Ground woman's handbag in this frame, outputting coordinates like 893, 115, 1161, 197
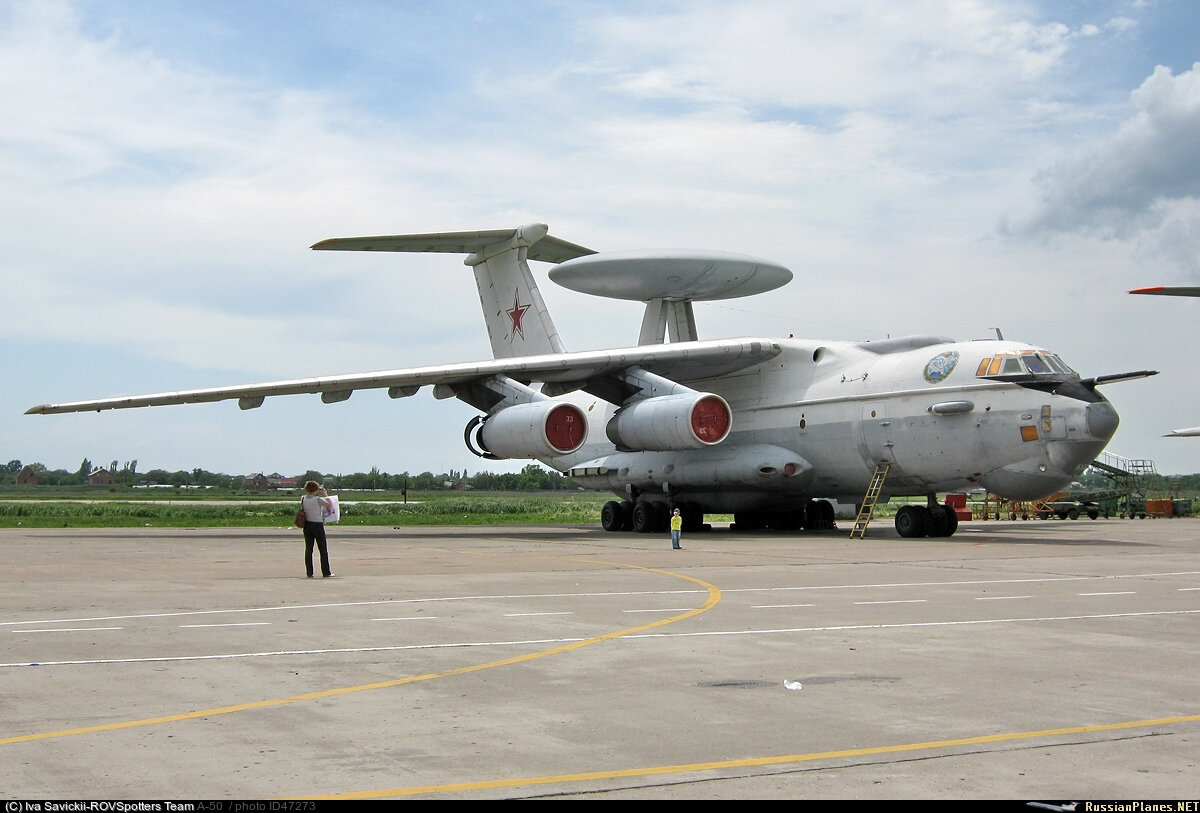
294, 500, 307, 529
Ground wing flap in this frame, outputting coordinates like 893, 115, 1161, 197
27, 339, 782, 415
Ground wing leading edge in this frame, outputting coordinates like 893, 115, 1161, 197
26, 338, 782, 415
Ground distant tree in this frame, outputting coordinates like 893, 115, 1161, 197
4, 460, 21, 475
516, 464, 552, 491
115, 460, 138, 485
77, 458, 92, 477
412, 471, 439, 490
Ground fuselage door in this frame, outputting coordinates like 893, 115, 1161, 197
860, 402, 894, 469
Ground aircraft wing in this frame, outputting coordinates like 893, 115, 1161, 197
26, 338, 781, 415
1129, 287, 1199, 437
1129, 286, 1200, 297
312, 227, 597, 265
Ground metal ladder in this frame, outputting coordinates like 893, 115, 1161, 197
850, 464, 890, 539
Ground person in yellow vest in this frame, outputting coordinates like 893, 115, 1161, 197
670, 507, 683, 549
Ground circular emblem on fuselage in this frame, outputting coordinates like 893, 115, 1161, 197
923, 351, 959, 384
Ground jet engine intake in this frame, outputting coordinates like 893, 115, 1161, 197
471, 401, 587, 460
606, 393, 732, 451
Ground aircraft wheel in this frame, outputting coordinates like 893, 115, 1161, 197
734, 511, 765, 530
766, 509, 794, 531
895, 505, 928, 538
619, 500, 634, 530
786, 508, 804, 531
653, 502, 671, 533
807, 499, 835, 531
601, 501, 625, 532
632, 502, 656, 533
941, 505, 959, 536
928, 506, 950, 537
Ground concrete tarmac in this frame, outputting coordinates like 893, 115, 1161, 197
1, 517, 1197, 801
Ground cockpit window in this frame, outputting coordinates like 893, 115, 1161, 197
1024, 355, 1050, 374
1043, 354, 1075, 374
977, 350, 1077, 380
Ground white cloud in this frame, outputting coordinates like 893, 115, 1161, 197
1004, 61, 1200, 277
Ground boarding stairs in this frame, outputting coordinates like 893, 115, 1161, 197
850, 464, 890, 539
1086, 452, 1156, 516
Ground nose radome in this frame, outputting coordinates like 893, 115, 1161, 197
1087, 401, 1119, 441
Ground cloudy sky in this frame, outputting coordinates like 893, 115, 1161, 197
3, 0, 1199, 480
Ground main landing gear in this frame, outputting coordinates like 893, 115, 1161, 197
894, 500, 959, 538
599, 498, 838, 533
601, 499, 706, 533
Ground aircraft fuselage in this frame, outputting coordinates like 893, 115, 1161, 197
564, 336, 1117, 515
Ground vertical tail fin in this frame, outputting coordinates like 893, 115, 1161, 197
467, 223, 566, 358
311, 223, 596, 359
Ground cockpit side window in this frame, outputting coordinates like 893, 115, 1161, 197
1044, 354, 1075, 374
1001, 357, 1022, 374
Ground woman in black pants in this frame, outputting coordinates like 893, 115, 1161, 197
300, 480, 335, 578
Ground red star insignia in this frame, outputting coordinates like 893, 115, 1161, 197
506, 290, 531, 341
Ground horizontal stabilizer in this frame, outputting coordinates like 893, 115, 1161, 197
312, 225, 596, 264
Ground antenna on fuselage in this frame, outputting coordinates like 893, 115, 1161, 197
992, 327, 1004, 340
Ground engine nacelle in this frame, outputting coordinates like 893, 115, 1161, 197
474, 401, 587, 460
606, 393, 732, 451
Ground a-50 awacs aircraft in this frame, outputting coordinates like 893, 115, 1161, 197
29, 224, 1157, 538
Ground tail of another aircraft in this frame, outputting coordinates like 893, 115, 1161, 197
312, 223, 596, 359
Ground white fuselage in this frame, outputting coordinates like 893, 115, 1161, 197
558, 336, 1117, 510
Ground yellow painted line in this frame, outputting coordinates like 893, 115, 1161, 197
297, 712, 1200, 799
0, 561, 718, 746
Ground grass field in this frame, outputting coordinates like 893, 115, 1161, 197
0, 491, 615, 528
